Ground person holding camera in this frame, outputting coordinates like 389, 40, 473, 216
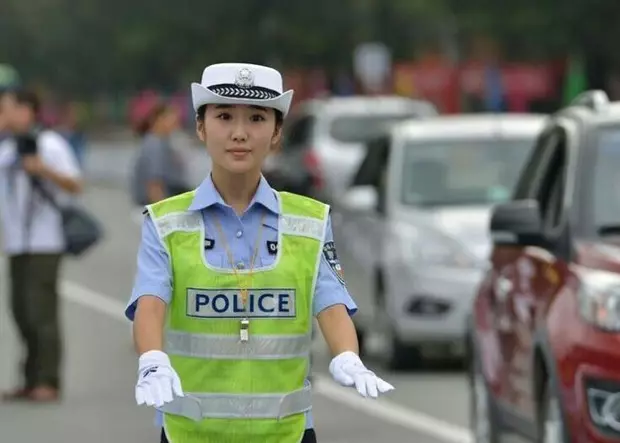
0, 88, 83, 403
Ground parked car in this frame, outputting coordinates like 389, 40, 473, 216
468, 91, 620, 442
262, 154, 313, 196
333, 113, 546, 370
264, 96, 437, 202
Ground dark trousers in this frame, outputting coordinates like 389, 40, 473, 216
9, 253, 63, 389
161, 428, 317, 442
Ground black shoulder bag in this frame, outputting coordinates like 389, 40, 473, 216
30, 178, 103, 256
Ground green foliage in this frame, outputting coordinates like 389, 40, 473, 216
0, 0, 616, 95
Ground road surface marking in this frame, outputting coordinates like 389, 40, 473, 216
60, 280, 473, 443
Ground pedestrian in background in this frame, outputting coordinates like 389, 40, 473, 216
130, 100, 191, 208
57, 101, 88, 169
0, 88, 83, 402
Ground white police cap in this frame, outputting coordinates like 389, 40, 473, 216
191, 63, 294, 117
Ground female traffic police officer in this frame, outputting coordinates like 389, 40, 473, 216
125, 62, 394, 443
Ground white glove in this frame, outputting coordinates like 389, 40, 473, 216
135, 350, 184, 408
329, 351, 394, 398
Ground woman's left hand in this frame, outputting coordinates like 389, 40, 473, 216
329, 351, 394, 398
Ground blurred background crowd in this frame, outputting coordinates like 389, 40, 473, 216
2, 0, 617, 135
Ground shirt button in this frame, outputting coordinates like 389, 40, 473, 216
236, 262, 245, 270
236, 230, 243, 238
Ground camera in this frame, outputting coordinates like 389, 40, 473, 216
15, 133, 38, 157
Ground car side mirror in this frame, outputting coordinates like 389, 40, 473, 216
339, 185, 378, 213
490, 199, 544, 246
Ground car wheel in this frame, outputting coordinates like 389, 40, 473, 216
469, 343, 500, 443
383, 326, 422, 371
538, 379, 567, 443
373, 278, 420, 371
373, 300, 421, 370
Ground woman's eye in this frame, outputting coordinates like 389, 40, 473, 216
217, 113, 231, 120
251, 115, 266, 122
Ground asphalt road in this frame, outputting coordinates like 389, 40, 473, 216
0, 141, 474, 443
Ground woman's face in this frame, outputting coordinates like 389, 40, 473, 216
198, 104, 281, 174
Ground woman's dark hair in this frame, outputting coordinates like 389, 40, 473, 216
135, 102, 169, 137
196, 104, 283, 128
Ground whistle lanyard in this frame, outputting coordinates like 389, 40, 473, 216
212, 213, 266, 342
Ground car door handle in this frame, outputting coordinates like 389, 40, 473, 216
495, 276, 513, 302
494, 276, 514, 332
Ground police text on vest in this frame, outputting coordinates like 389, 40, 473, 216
186, 289, 297, 318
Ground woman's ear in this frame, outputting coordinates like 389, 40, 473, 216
196, 119, 206, 142
271, 125, 282, 147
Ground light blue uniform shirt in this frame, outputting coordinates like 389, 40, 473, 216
126, 175, 358, 430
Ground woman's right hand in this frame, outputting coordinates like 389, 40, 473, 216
135, 350, 184, 408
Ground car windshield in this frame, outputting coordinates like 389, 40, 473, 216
329, 113, 417, 143
400, 138, 535, 207
592, 128, 620, 232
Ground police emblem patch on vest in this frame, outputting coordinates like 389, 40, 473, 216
323, 241, 346, 285
186, 289, 297, 318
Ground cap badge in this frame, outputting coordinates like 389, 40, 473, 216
234, 68, 254, 88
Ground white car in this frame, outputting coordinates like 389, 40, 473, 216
271, 95, 437, 203
332, 113, 547, 370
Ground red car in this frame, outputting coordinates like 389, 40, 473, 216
468, 91, 620, 443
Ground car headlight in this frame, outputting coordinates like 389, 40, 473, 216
578, 269, 620, 331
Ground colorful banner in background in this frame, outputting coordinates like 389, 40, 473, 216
33, 57, 564, 130
393, 60, 460, 113
394, 61, 557, 114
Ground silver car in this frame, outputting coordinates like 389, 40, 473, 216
332, 113, 547, 370
269, 95, 437, 203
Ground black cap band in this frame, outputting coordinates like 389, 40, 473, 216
208, 83, 280, 100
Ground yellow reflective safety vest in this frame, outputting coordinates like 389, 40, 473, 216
145, 190, 329, 443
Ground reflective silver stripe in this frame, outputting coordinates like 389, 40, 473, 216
159, 383, 312, 421
152, 212, 326, 240
166, 331, 311, 360
153, 211, 202, 238
280, 215, 324, 241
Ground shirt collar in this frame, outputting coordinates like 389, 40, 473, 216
188, 174, 279, 214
